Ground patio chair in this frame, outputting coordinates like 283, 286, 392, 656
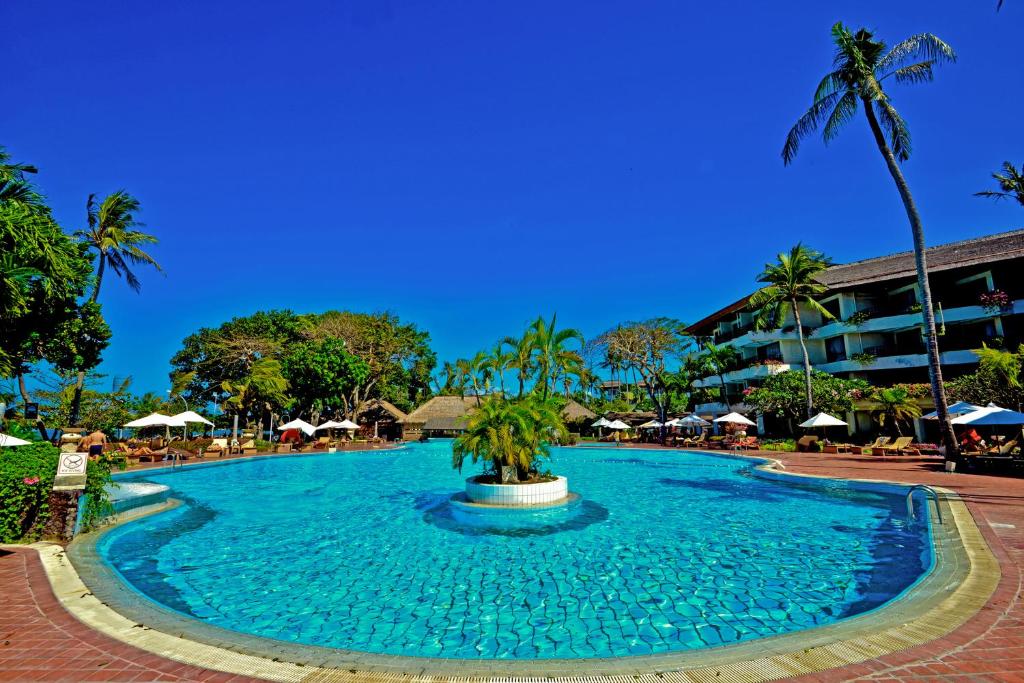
880, 436, 914, 455
238, 439, 258, 454
682, 433, 707, 447
312, 436, 333, 450
205, 438, 230, 457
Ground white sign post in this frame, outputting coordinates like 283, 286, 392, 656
53, 452, 88, 491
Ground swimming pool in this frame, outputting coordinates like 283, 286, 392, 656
99, 442, 932, 660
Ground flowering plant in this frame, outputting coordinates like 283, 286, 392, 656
22, 477, 40, 485
979, 289, 1011, 313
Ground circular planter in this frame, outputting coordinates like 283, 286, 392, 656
464, 475, 569, 506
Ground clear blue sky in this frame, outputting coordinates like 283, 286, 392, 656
4, 1, 1021, 395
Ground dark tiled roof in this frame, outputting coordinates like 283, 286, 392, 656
687, 229, 1024, 334
818, 229, 1024, 289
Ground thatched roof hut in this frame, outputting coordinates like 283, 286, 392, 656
357, 398, 408, 422
561, 399, 596, 423
401, 396, 480, 436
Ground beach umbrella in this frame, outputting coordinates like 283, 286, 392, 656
713, 412, 756, 426
951, 404, 1024, 426
799, 412, 848, 445
679, 414, 712, 427
638, 420, 663, 429
172, 410, 214, 439
336, 419, 360, 430
591, 417, 612, 427
124, 412, 186, 440
278, 418, 316, 436
0, 433, 31, 447
606, 420, 631, 430
315, 420, 347, 430
923, 402, 983, 420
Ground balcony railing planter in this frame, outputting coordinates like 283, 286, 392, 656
979, 289, 1011, 314
844, 310, 872, 327
851, 352, 877, 367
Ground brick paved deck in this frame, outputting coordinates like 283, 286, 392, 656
1, 447, 1021, 681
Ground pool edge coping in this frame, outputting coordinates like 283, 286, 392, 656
39, 451, 1000, 682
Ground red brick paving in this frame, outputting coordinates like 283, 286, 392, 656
2, 446, 1023, 681
0, 546, 261, 682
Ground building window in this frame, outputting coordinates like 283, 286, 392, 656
825, 336, 847, 363
757, 343, 782, 362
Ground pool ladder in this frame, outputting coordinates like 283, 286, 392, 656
906, 484, 943, 525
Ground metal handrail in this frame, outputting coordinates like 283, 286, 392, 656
907, 484, 943, 525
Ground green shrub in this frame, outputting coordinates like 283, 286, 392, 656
761, 438, 796, 452
0, 442, 114, 542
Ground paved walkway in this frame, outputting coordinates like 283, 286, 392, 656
1, 448, 1021, 681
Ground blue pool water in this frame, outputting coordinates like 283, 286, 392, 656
100, 442, 932, 659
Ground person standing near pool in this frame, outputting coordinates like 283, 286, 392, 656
81, 429, 108, 458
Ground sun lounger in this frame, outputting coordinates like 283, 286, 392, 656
681, 433, 707, 447
205, 438, 231, 457
880, 436, 914, 455
239, 440, 258, 454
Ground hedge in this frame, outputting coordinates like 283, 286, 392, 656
0, 442, 114, 542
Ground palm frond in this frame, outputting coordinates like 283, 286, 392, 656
822, 91, 859, 143
782, 90, 843, 165
877, 33, 956, 74
874, 99, 913, 161
887, 61, 934, 85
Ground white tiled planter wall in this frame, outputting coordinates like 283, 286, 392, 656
465, 476, 568, 506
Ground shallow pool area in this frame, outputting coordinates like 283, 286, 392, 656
98, 442, 933, 660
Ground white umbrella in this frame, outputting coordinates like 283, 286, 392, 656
0, 432, 31, 447
713, 412, 756, 426
952, 404, 1024, 426
173, 410, 214, 426
638, 420, 663, 429
316, 420, 347, 430
336, 419, 360, 430
124, 412, 186, 428
591, 417, 612, 428
606, 420, 631, 430
679, 414, 711, 427
278, 418, 316, 436
923, 401, 983, 420
798, 412, 848, 428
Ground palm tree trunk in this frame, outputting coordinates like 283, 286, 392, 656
89, 252, 106, 303
17, 372, 32, 405
791, 298, 814, 418
862, 102, 959, 458
718, 372, 728, 410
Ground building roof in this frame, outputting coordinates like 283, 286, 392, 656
561, 399, 596, 422
356, 399, 408, 422
401, 395, 479, 424
687, 228, 1024, 334
818, 228, 1024, 289
422, 416, 469, 431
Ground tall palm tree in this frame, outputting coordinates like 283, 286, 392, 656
871, 387, 923, 437
76, 191, 161, 303
487, 342, 513, 398
976, 161, 1024, 207
70, 191, 161, 423
503, 333, 535, 398
782, 22, 959, 453
749, 244, 834, 418
528, 314, 584, 400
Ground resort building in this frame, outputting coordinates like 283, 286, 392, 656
687, 229, 1024, 435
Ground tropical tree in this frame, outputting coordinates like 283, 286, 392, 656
220, 357, 290, 430
746, 370, 867, 434
975, 161, 1024, 207
597, 318, 691, 441
503, 333, 535, 398
690, 342, 740, 410
486, 342, 512, 398
782, 21, 959, 453
281, 338, 370, 419
870, 387, 923, 436
528, 314, 584, 400
451, 396, 568, 481
749, 244, 834, 418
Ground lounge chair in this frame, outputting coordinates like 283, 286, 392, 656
239, 440, 258, 454
205, 438, 231, 457
796, 435, 819, 452
274, 442, 293, 454
681, 433, 707, 448
312, 436, 333, 450
880, 436, 914, 455
855, 436, 890, 455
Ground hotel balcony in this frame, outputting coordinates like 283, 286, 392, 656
692, 362, 794, 388
817, 348, 979, 374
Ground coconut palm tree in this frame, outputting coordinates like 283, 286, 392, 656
487, 342, 513, 398
782, 22, 959, 453
976, 161, 1024, 207
528, 314, 584, 400
503, 333, 535, 398
749, 245, 834, 418
77, 191, 161, 303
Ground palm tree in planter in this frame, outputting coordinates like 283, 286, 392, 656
693, 342, 740, 411
749, 244, 834, 419
871, 387, 923, 437
782, 22, 959, 455
452, 396, 568, 483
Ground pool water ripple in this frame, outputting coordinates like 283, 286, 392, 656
100, 442, 931, 659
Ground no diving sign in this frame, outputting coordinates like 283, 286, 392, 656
53, 452, 88, 491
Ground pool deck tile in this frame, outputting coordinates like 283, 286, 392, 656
2, 446, 1023, 681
